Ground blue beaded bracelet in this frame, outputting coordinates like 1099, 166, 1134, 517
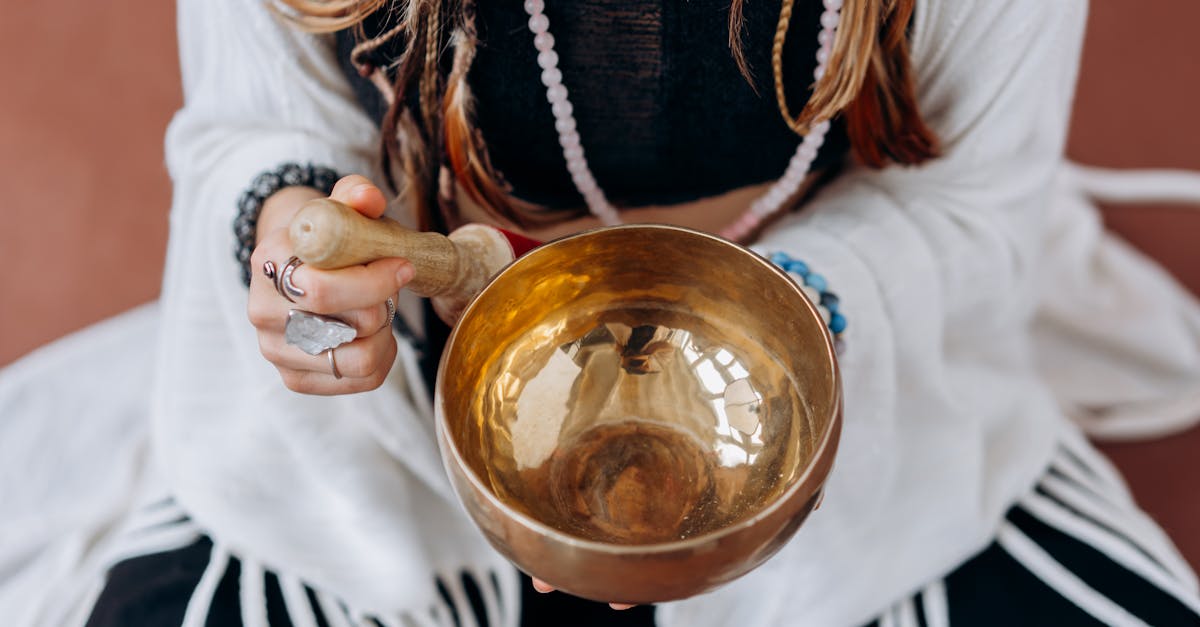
767, 251, 847, 348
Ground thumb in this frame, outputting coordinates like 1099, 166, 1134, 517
330, 174, 388, 219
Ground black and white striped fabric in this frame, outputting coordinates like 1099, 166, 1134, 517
868, 442, 1200, 627
86, 441, 1199, 627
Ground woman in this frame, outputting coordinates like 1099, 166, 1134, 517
5, 0, 1200, 625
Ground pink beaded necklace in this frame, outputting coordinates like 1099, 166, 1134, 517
522, 0, 843, 242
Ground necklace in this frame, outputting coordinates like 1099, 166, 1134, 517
522, 0, 842, 242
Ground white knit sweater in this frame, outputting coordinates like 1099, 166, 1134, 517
4, 0, 1200, 625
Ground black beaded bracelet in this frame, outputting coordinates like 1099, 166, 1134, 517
233, 162, 341, 287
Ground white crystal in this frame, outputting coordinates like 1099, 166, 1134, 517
285, 310, 357, 356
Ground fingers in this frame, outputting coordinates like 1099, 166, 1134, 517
245, 174, 405, 396
260, 321, 395, 376
529, 579, 635, 611
253, 226, 414, 318
252, 298, 392, 341
248, 228, 402, 394
331, 174, 387, 219
286, 257, 413, 316
275, 331, 398, 396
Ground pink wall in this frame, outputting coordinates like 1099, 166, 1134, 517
1065, 2, 1200, 569
0, 2, 178, 364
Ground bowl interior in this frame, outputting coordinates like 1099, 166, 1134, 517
439, 225, 838, 546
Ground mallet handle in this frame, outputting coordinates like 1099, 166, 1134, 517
289, 198, 508, 300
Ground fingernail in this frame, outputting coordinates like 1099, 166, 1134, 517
396, 263, 415, 285
351, 183, 374, 199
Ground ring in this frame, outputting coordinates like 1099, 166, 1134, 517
262, 260, 277, 281
327, 347, 343, 380
382, 297, 396, 332
275, 256, 306, 303
285, 309, 357, 355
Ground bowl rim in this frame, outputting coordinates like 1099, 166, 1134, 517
434, 223, 842, 555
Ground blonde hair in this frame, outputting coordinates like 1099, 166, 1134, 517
274, 0, 937, 230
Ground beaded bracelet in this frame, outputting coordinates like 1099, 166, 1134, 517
767, 251, 847, 351
233, 163, 341, 287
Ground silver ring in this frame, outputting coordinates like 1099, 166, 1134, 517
285, 309, 357, 356
327, 347, 342, 380
262, 260, 277, 281
275, 256, 306, 303
382, 297, 396, 331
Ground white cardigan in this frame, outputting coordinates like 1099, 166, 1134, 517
4, 0, 1200, 625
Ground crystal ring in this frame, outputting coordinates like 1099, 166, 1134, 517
285, 310, 357, 356
381, 297, 396, 332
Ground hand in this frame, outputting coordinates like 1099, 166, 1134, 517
247, 175, 415, 395
530, 578, 637, 611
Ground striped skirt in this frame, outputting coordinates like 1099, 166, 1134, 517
85, 442, 1200, 627
868, 440, 1200, 627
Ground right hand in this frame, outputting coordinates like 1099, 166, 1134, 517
247, 175, 416, 395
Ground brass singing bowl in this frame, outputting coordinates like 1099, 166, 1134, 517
435, 224, 841, 604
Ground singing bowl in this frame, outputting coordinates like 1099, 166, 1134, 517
434, 224, 842, 604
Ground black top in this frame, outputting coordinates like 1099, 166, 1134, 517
336, 0, 850, 209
